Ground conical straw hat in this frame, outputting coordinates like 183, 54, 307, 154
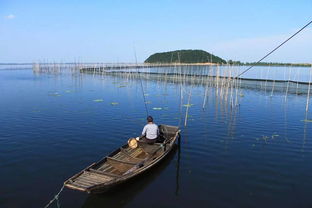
128, 138, 138, 149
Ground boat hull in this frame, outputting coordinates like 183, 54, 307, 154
89, 143, 178, 194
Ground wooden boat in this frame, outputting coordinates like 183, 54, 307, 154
64, 124, 180, 193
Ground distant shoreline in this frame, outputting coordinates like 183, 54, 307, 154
0, 63, 33, 65
228, 61, 311, 68
0, 62, 310, 68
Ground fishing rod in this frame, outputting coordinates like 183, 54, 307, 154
134, 46, 149, 117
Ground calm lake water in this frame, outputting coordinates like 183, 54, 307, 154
1, 66, 312, 208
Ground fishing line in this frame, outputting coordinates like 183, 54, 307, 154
134, 47, 149, 117
236, 20, 312, 78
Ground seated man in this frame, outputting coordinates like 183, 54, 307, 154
140, 116, 159, 145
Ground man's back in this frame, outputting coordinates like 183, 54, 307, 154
142, 123, 159, 140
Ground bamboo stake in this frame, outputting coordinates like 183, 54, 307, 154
296, 68, 300, 95
202, 85, 208, 110
264, 65, 270, 94
305, 66, 312, 112
285, 66, 292, 101
184, 90, 192, 127
270, 67, 276, 97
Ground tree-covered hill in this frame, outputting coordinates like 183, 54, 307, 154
144, 49, 226, 64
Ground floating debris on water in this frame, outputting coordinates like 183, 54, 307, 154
48, 92, 61, 97
111, 102, 119, 105
256, 134, 281, 143
65, 90, 72, 93
118, 85, 126, 88
302, 119, 312, 123
145, 101, 151, 104
262, 136, 269, 143
271, 134, 279, 139
93, 99, 104, 102
144, 93, 149, 96
183, 104, 194, 107
240, 93, 245, 97
153, 107, 162, 110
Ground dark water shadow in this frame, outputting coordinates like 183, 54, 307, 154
81, 145, 179, 208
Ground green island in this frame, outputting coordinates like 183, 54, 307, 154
144, 49, 227, 64
144, 49, 310, 67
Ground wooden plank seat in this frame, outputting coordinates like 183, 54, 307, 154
111, 150, 144, 163
88, 168, 121, 178
107, 156, 138, 165
119, 148, 145, 162
106, 156, 137, 173
121, 146, 148, 159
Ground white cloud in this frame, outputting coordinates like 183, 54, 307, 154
5, 14, 16, 19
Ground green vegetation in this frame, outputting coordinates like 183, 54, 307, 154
145, 49, 309, 66
144, 49, 227, 64
246, 62, 311, 67
228, 60, 311, 67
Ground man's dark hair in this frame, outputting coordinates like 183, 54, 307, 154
147, 116, 153, 122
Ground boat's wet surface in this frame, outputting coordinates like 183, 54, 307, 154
1, 67, 312, 208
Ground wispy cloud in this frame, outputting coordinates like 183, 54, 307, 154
5, 14, 16, 19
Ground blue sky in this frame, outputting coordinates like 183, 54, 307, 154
0, 0, 311, 63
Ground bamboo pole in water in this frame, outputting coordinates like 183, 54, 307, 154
235, 66, 241, 107
270, 68, 276, 97
296, 68, 300, 95
305, 66, 312, 112
178, 84, 184, 127
202, 65, 213, 110
260, 67, 263, 90
229, 68, 234, 108
216, 66, 220, 96
184, 90, 192, 127
285, 66, 292, 101
264, 64, 270, 94
202, 83, 209, 110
